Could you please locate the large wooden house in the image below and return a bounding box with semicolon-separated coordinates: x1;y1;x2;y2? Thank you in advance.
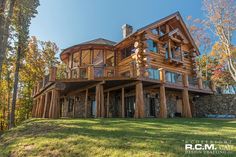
32;12;215;119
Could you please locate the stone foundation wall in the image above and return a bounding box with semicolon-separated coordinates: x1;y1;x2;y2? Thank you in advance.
194;94;236;117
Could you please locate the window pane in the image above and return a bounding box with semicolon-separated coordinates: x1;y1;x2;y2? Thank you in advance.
93;50;104;66
153;69;160;80
81;50;91;65
106;50;114;66
94;67;104;78
147;39;153;52
148;69;154;79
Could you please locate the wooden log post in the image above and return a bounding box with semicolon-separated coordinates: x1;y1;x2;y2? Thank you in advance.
43;92;49;118
106;92;110;118
100;85;105;118
48;91;53;118
121;88;125;118
159;68;167;118
53;90;60;118
159;84;167;118
84;89;88;118
36;97;42;118
135;81;145;118
182;88;192;118
95;84;102;118
182;73;192;118
40;95;46;118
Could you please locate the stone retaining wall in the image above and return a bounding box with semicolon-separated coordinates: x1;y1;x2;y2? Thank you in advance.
194;94;236;117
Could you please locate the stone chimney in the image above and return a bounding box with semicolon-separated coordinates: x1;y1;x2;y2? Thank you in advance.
122;24;133;39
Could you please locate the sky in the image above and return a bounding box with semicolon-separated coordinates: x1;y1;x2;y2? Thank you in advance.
29;0;205;52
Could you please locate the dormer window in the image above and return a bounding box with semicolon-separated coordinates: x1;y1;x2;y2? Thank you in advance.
147;39;158;53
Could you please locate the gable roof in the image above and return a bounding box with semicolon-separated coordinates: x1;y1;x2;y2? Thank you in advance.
115;11;200;55
80;38;116;46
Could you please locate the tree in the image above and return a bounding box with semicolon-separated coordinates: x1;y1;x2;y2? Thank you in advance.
203;0;236;81
0;0;16;79
10;0;39;128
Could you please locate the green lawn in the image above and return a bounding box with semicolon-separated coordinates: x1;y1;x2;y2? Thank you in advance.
0;118;235;157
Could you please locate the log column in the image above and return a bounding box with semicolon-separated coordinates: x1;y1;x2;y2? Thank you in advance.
49;89;60;118
182;89;192;118
121;88;125;118
84;89;88;118
182;74;192;118
159;69;167;118
43;92;48;118
135;81;145;118
95;84;104;118
106;92;110;118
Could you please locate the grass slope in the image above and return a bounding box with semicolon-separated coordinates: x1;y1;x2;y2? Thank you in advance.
0;118;235;157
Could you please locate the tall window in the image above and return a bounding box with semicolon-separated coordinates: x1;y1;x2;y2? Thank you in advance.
72;52;80;67
148;68;160;80
165;71;182;84
105;50;115;66
121;45;135;60
93;50;104;66
147;39;157;53
81;50;91;66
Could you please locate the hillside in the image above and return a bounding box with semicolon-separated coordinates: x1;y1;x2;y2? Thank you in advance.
0;118;235;157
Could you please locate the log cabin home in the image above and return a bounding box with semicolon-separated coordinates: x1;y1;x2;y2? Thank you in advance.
32;12;216;119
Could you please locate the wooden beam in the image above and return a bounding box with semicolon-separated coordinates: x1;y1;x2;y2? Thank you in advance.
68;81;104;96
104;81;138;92
106;92;110;118
84;89;88;118
182;88;192;118
135;81;144;118
159;84;167;118
121;88;125;118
